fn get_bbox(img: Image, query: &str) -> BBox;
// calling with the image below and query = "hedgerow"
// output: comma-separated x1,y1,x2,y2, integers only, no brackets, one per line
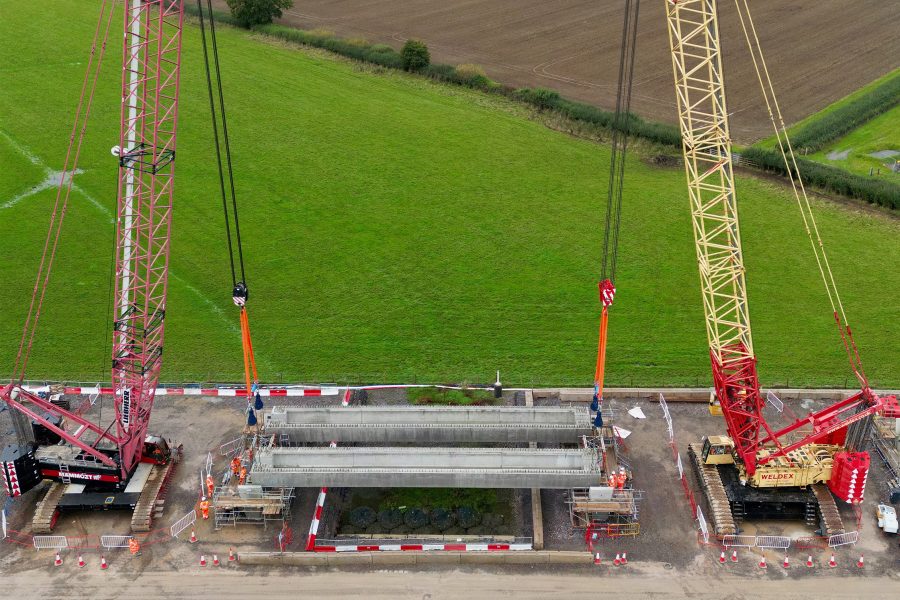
789,74,900,152
742,147,899,209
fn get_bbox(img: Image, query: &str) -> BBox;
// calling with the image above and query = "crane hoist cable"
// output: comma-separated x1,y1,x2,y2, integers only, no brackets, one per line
731,0,869,393
593,0,640,425
197,1,261,418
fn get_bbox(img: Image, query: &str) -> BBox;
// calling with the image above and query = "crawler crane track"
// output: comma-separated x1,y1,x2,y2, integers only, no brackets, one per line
688,443,736,536
812,483,844,536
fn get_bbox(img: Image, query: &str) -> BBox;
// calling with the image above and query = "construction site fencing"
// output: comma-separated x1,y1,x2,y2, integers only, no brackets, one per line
661,394,698,520
317,535,531,548
696,507,710,544
828,531,859,547
766,391,784,413
755,535,791,549
586,522,640,538
32,535,68,550
721,534,755,548
660,393,674,443
1,509,6,541
100,535,132,549
170,508,197,538
219,437,243,457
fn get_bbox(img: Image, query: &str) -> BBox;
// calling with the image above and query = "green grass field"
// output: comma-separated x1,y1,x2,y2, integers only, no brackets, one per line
0,2,897,388
807,104,900,177
756,69,900,178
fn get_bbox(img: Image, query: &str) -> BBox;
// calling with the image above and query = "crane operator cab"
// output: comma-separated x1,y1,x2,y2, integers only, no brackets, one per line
701,436,736,465
142,436,172,465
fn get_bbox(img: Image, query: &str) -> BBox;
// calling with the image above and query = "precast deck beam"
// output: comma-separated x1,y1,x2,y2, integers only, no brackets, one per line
249,447,602,489
263,406,593,444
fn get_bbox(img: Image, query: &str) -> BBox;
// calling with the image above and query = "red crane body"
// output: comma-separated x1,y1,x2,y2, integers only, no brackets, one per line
1,1,185,492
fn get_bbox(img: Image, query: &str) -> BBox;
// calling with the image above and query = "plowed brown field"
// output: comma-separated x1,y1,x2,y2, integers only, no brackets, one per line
241,0,899,143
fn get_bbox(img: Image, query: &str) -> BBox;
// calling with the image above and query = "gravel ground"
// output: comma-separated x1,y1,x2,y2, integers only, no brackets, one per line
1,388,897,579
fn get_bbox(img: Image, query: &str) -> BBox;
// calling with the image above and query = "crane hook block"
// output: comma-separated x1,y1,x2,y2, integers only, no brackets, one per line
232,282,248,307
598,279,616,308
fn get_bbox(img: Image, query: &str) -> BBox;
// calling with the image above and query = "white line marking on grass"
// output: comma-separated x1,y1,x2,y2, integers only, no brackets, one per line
0,129,113,222
169,273,276,374
2,130,268,374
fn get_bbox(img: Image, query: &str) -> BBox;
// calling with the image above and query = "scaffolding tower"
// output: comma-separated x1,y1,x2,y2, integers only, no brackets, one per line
212,484,294,530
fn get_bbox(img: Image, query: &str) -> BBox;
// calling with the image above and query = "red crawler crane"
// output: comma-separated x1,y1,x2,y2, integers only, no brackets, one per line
1,1,185,533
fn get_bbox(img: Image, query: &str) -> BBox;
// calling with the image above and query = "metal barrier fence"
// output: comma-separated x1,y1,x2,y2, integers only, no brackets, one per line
756,535,791,549
828,531,859,547
219,437,242,457
660,394,674,443
318,535,532,547
33,535,68,550
696,507,709,544
100,535,132,549
676,453,684,479
722,534,755,548
170,509,197,539
1,509,6,541
766,391,784,413
588,522,641,538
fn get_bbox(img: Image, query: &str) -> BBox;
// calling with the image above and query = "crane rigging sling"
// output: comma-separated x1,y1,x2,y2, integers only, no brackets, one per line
593,0,641,424
197,1,261,421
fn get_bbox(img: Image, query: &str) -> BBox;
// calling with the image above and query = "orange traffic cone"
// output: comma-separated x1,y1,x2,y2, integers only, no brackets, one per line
620,552,628,565
593,552,601,565
731,550,738,562
100,555,108,570
213,554,220,566
189,529,198,544
54,552,63,567
719,550,726,564
229,547,237,562
806,555,814,568
857,554,864,568
828,553,837,568
782,554,790,569
758,555,767,569
78,555,86,568
199,554,207,567
613,552,621,566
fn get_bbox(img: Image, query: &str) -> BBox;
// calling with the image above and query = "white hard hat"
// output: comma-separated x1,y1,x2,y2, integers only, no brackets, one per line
202,496,207,501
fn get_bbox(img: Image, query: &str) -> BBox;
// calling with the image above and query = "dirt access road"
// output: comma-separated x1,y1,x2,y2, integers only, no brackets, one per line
245,0,900,143
2,568,897,600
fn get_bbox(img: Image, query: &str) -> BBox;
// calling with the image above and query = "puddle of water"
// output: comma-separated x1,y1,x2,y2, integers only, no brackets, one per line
826,149,851,161
869,149,899,159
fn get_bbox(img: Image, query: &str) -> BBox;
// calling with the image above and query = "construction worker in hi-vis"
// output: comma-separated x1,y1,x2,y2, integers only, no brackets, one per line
230,456,241,476
206,474,215,498
239,467,248,485
129,537,141,557
199,496,210,520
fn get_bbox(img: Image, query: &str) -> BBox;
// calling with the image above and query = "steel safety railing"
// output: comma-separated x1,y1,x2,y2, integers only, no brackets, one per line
828,531,859,547
100,535,131,549
721,534,756,548
33,535,68,550
170,508,197,539
755,535,791,549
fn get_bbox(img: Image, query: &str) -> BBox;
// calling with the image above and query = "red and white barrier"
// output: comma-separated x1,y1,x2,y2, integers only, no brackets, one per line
314,542,533,553
23,385,339,397
305,389,352,551
306,488,328,551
